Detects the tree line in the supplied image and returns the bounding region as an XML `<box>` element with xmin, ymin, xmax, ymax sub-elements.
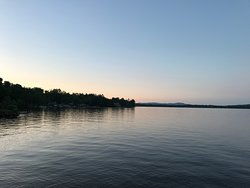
<box><xmin>0</xmin><ymin>77</ymin><xmax>135</xmax><ymax>118</ymax></box>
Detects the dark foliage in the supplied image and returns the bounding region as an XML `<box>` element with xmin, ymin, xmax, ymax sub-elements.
<box><xmin>0</xmin><ymin>77</ymin><xmax>135</xmax><ymax>118</ymax></box>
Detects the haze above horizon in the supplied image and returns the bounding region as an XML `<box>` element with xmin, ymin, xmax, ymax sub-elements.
<box><xmin>0</xmin><ymin>0</ymin><xmax>249</xmax><ymax>105</ymax></box>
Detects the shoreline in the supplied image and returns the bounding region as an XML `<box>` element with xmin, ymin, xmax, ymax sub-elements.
<box><xmin>136</xmin><ymin>104</ymin><xmax>250</xmax><ymax>110</ymax></box>
<box><xmin>0</xmin><ymin>106</ymin><xmax>135</xmax><ymax>119</ymax></box>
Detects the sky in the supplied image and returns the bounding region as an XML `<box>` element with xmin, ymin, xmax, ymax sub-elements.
<box><xmin>0</xmin><ymin>0</ymin><xmax>249</xmax><ymax>104</ymax></box>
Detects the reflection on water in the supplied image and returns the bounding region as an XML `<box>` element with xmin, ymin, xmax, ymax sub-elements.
<box><xmin>0</xmin><ymin>108</ymin><xmax>135</xmax><ymax>151</ymax></box>
<box><xmin>0</xmin><ymin>107</ymin><xmax>250</xmax><ymax>187</ymax></box>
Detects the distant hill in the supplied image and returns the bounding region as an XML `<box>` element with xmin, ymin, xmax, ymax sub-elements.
<box><xmin>142</xmin><ymin>102</ymin><xmax>187</xmax><ymax>106</ymax></box>
<box><xmin>136</xmin><ymin>102</ymin><xmax>250</xmax><ymax>109</ymax></box>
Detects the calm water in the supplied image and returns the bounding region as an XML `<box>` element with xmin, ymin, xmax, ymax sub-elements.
<box><xmin>0</xmin><ymin>107</ymin><xmax>250</xmax><ymax>187</ymax></box>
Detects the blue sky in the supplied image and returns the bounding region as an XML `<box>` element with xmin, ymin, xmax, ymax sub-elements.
<box><xmin>0</xmin><ymin>0</ymin><xmax>249</xmax><ymax>104</ymax></box>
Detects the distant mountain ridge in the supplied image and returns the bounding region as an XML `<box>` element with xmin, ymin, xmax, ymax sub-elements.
<box><xmin>136</xmin><ymin>102</ymin><xmax>250</xmax><ymax>109</ymax></box>
<box><xmin>141</xmin><ymin>102</ymin><xmax>187</xmax><ymax>106</ymax></box>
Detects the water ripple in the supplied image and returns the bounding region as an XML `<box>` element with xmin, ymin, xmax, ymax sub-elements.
<box><xmin>0</xmin><ymin>108</ymin><xmax>250</xmax><ymax>187</ymax></box>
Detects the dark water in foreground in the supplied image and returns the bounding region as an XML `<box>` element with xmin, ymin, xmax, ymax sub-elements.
<box><xmin>0</xmin><ymin>107</ymin><xmax>250</xmax><ymax>187</ymax></box>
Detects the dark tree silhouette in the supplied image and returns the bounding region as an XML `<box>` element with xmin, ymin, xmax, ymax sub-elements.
<box><xmin>0</xmin><ymin>77</ymin><xmax>135</xmax><ymax>118</ymax></box>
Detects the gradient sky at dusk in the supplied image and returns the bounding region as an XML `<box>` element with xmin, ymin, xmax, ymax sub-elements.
<box><xmin>0</xmin><ymin>0</ymin><xmax>249</xmax><ymax>104</ymax></box>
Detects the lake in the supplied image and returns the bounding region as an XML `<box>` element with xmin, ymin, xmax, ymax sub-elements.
<box><xmin>0</xmin><ymin>107</ymin><xmax>250</xmax><ymax>187</ymax></box>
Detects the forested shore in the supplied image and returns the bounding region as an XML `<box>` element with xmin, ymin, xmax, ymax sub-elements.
<box><xmin>0</xmin><ymin>77</ymin><xmax>135</xmax><ymax>118</ymax></box>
